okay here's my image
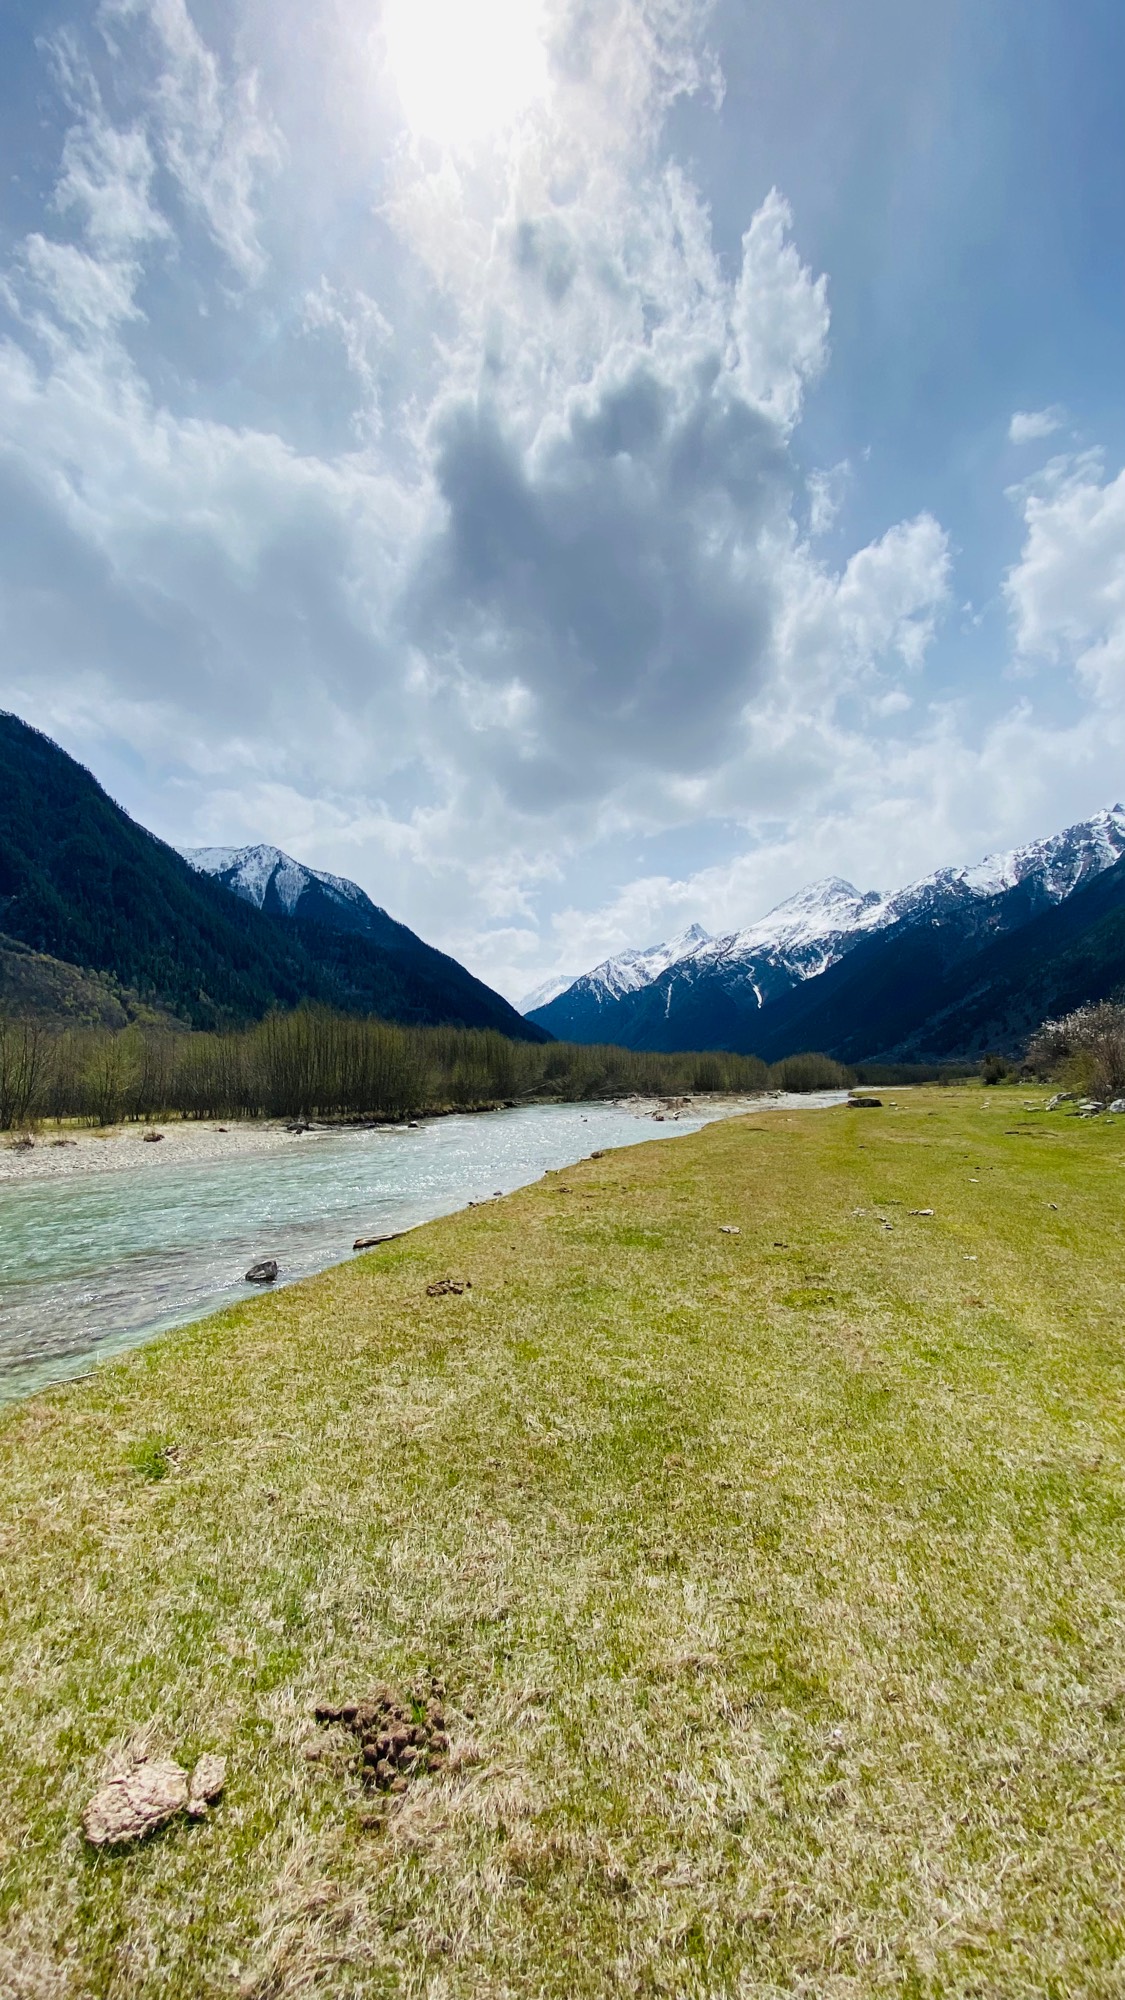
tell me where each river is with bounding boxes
[0,1094,845,1402]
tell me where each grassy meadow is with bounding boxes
[1,1085,1124,1997]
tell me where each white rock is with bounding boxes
[82,1758,189,1845]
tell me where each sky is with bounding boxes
[2,0,1124,1006]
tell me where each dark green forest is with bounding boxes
[0,713,545,1040]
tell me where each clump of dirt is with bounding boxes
[314,1685,449,1793]
[82,1752,226,1846]
[426,1278,471,1297]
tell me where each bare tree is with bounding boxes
[0,1016,50,1130]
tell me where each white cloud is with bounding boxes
[55,112,170,258]
[300,281,392,440]
[732,189,829,426]
[771,512,951,699]
[101,0,283,280]
[1005,454,1125,699]
[21,236,142,335]
[807,459,849,535]
[1009,406,1065,446]
[10,0,1098,1013]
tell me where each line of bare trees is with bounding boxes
[0,1007,852,1130]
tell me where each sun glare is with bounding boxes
[383,0,549,148]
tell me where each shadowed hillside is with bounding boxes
[0,713,547,1040]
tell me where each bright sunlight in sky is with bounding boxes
[382,0,549,146]
[5,0,1125,1002]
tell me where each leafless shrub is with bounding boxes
[1027,1001,1125,1100]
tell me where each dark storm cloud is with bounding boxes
[410,349,791,807]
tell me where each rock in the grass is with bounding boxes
[245,1258,279,1284]
[187,1753,227,1817]
[82,1758,190,1845]
[1109,1099,1125,1114]
[719,1224,740,1235]
[1077,1100,1105,1117]
[353,1231,404,1251]
[849,1096,883,1109]
[908,1208,935,1216]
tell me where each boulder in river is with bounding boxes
[245,1259,278,1284]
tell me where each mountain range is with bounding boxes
[526,808,1125,1060]
[0,712,546,1041]
[8,706,1125,1064]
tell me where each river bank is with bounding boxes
[0,1090,803,1186]
[0,1086,1120,1996]
[0,1095,844,1402]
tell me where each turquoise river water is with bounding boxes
[0,1100,721,1403]
[0,1095,847,1403]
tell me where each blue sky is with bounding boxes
[2,0,1124,1002]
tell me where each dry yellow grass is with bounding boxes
[1,1086,1124,1997]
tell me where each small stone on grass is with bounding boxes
[83,1751,226,1845]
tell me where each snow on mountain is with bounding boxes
[595,922,713,999]
[696,879,885,991]
[553,923,712,1009]
[867,805,1125,926]
[726,878,884,956]
[527,806,1125,1034]
[180,843,374,923]
[520,971,583,1014]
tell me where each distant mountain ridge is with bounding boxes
[181,839,546,1039]
[182,844,374,925]
[527,807,1125,1055]
[182,843,434,952]
[0,712,547,1040]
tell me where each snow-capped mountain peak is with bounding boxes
[180,843,376,924]
[525,803,1125,1041]
[726,878,884,955]
[863,805,1125,932]
[581,922,713,1002]
[520,970,583,1014]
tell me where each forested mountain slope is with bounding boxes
[0,714,546,1039]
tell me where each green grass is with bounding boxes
[1,1086,1124,1997]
